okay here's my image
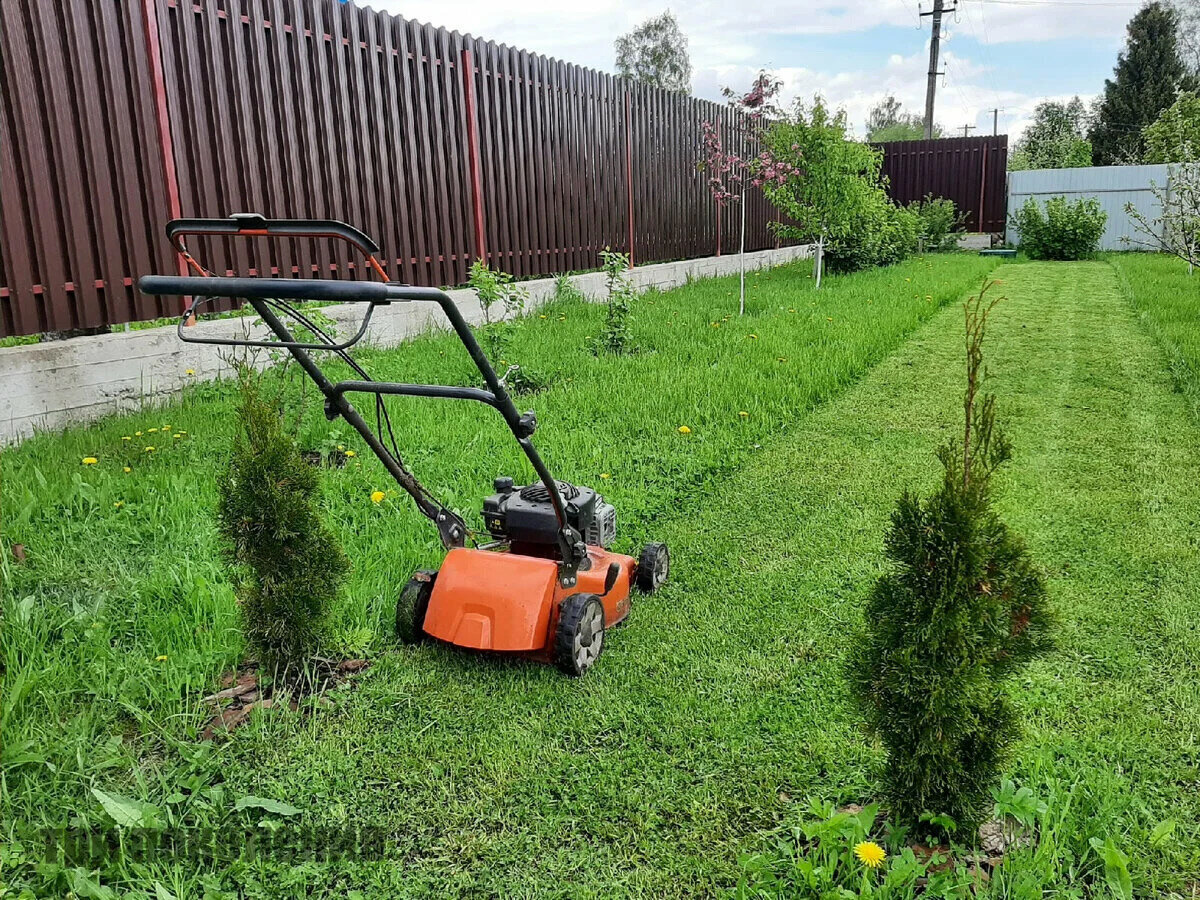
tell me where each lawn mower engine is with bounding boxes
[482,478,617,553]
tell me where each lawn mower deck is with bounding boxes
[140,214,669,676]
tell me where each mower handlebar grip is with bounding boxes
[138,275,412,304]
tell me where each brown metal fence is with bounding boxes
[873,136,1009,233]
[0,0,781,338]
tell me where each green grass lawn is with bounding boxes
[4,254,1199,897]
[1109,253,1200,422]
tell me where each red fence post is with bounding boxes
[461,48,487,263]
[625,89,634,267]
[141,0,187,300]
[715,202,721,256]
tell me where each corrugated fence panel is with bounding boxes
[2,0,793,337]
[0,0,177,337]
[873,135,1008,232]
[1007,164,1173,251]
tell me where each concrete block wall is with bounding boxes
[0,244,813,445]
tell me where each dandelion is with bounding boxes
[155,655,168,662]
[539,315,547,319]
[148,428,158,433]
[337,445,345,452]
[738,411,749,418]
[173,433,182,439]
[747,334,758,340]
[161,424,170,431]
[678,426,692,435]
[185,368,195,376]
[599,473,611,479]
[113,501,124,509]
[82,457,98,465]
[122,436,132,442]
[135,431,143,437]
[345,450,357,458]
[144,446,155,453]
[371,490,385,504]
[854,841,886,869]
[123,466,132,473]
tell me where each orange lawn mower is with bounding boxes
[139,214,669,676]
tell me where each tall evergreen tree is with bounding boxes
[1090,2,1194,165]
[614,11,691,94]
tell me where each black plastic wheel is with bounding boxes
[636,542,670,593]
[554,593,606,676]
[396,569,437,644]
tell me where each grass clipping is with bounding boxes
[217,368,349,671]
[852,280,1055,830]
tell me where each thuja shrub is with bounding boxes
[217,368,349,671]
[1012,195,1107,260]
[593,248,636,354]
[851,282,1054,829]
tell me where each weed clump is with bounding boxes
[851,281,1054,830]
[593,248,636,354]
[467,260,545,394]
[217,369,349,671]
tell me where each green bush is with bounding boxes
[909,194,966,253]
[217,370,349,670]
[850,282,1054,829]
[467,260,545,393]
[1011,195,1107,260]
[825,198,919,274]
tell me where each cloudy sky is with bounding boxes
[365,0,1139,141]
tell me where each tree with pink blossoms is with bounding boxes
[697,71,783,314]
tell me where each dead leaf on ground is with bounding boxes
[11,543,26,562]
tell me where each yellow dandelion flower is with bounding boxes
[144,446,155,453]
[148,428,158,433]
[370,490,385,504]
[122,436,132,441]
[599,472,611,479]
[738,411,749,418]
[539,314,547,319]
[135,431,143,436]
[179,431,187,435]
[344,450,357,458]
[854,841,886,869]
[677,425,692,435]
[161,424,170,431]
[186,368,195,376]
[113,501,124,509]
[155,655,168,662]
[82,457,98,465]
[123,466,132,473]
[173,433,182,439]
[747,334,758,339]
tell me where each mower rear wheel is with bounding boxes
[396,570,437,644]
[636,542,670,593]
[554,593,606,676]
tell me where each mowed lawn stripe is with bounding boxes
[219,261,1199,896]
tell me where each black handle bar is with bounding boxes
[139,274,399,304]
[166,214,381,256]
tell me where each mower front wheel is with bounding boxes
[636,542,670,593]
[396,570,437,644]
[554,593,606,676]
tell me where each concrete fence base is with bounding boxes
[1,244,813,445]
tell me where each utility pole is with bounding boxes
[920,0,955,139]
[962,124,976,137]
